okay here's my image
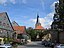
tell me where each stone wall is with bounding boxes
[59,32,64,43]
[51,31,64,44]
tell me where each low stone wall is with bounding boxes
[59,32,64,43]
[51,31,64,44]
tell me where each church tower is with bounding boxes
[34,13,44,40]
[35,14,41,28]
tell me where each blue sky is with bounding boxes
[0,0,58,28]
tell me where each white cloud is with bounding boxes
[22,0,27,4]
[44,12,54,28]
[0,0,7,5]
[31,12,54,29]
[10,0,16,4]
[0,0,16,6]
[51,1,59,7]
[43,1,59,29]
[45,12,54,23]
[51,1,59,11]
[40,0,45,11]
[31,18,45,24]
[30,18,45,28]
[30,1,58,29]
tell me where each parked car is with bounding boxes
[54,44,64,48]
[42,40,47,45]
[0,44,12,48]
[14,38,26,45]
[44,41,52,47]
[42,40,53,47]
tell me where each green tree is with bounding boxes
[26,27,36,41]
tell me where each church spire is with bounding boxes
[36,14,39,24]
[35,13,41,28]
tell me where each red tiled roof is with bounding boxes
[13,26,26,34]
[35,25,44,30]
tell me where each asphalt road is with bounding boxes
[17,41,51,48]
